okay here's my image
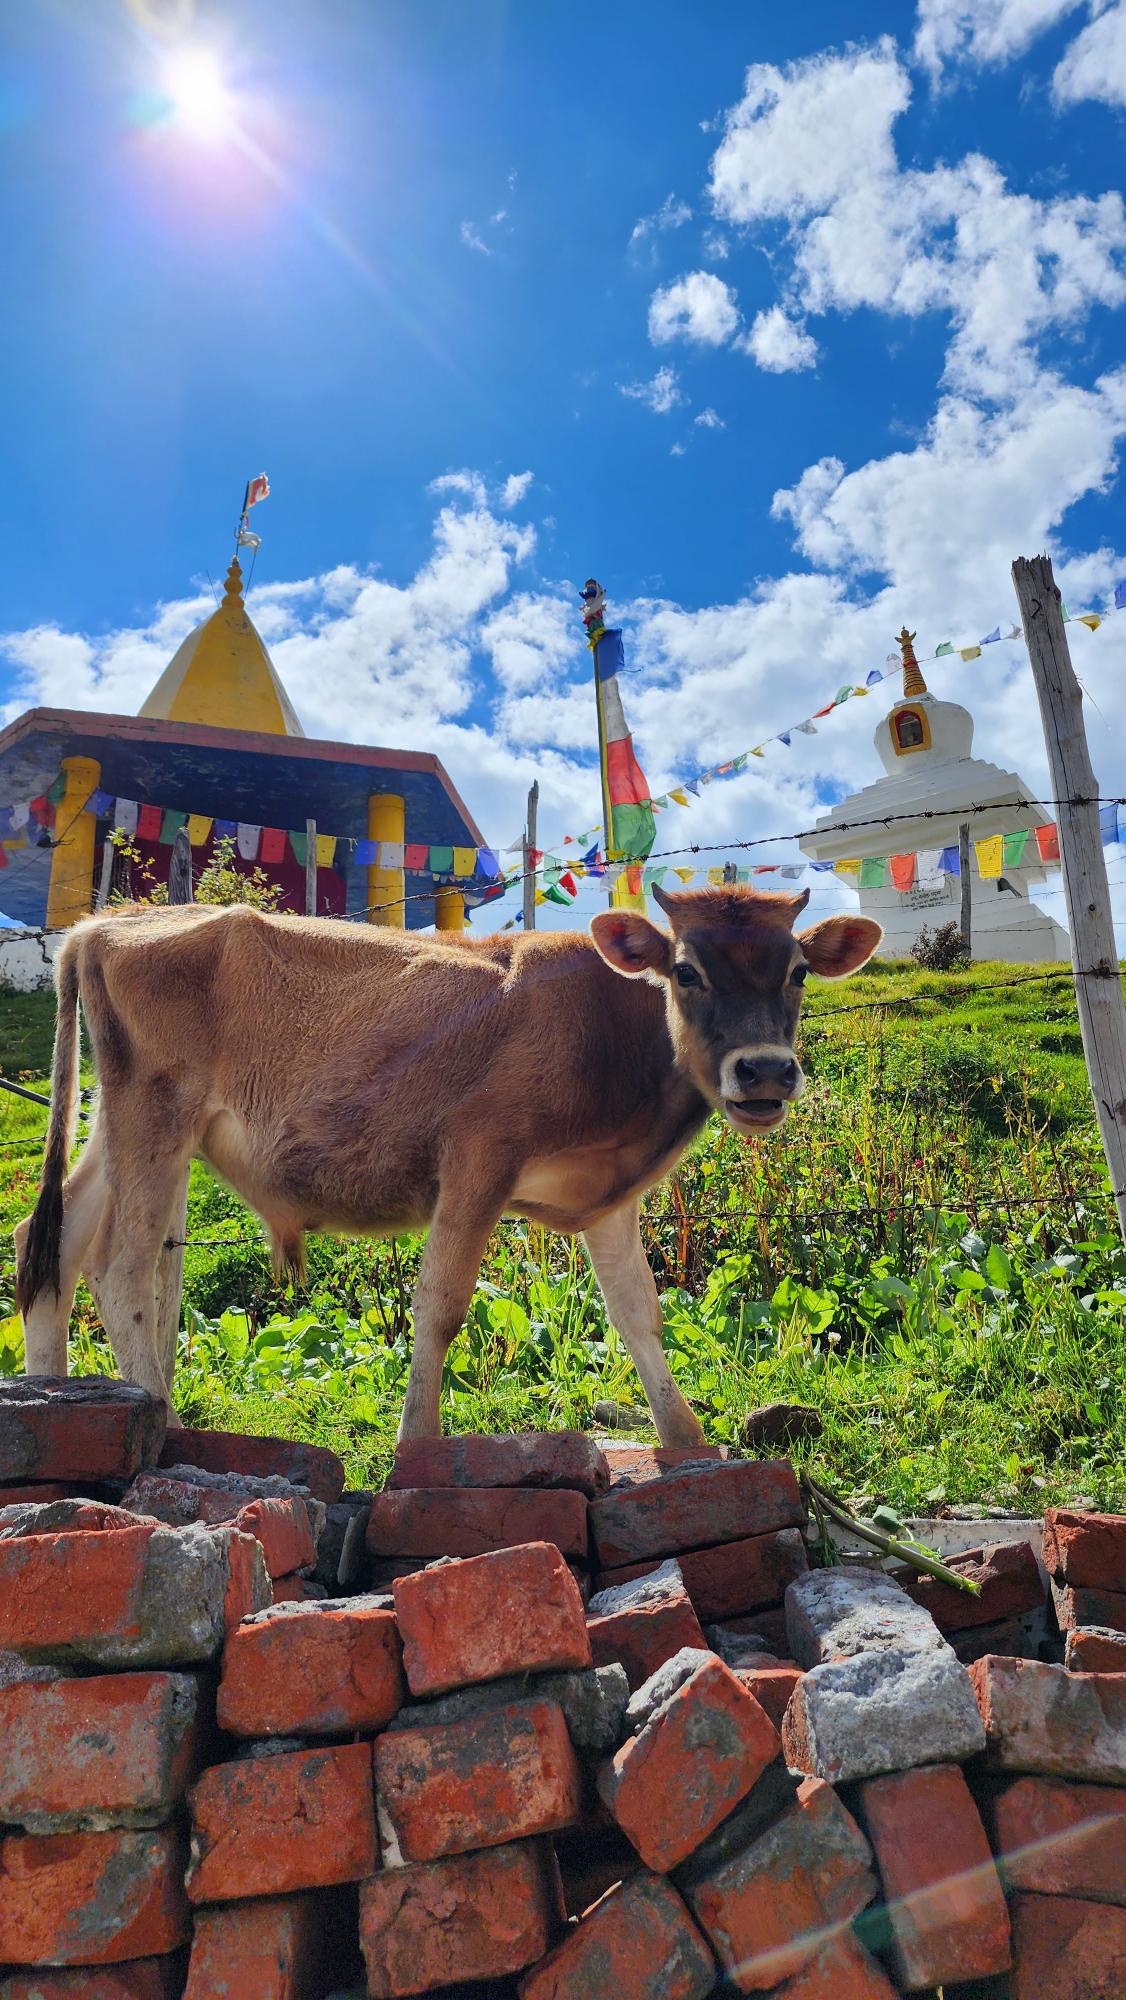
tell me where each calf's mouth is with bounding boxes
[723,1096,790,1133]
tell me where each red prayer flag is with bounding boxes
[1035,823,1060,863]
[404,843,429,871]
[889,853,916,891]
[137,803,162,841]
[259,827,287,864]
[0,842,7,870]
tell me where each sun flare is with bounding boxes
[162,45,237,141]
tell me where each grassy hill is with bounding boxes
[1,958,1123,1515]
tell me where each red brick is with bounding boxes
[0,1826,188,1965]
[0,1958,185,1999]
[901,1538,1044,1632]
[394,1543,588,1699]
[734,1663,803,1730]
[598,1529,808,1621]
[1043,1507,1126,1590]
[0,1378,165,1485]
[0,1670,208,1831]
[367,1487,588,1561]
[0,1482,80,1506]
[0,1523,157,1651]
[219,1598,404,1736]
[0,1499,135,1538]
[794,1778,879,1923]
[518,1871,715,2000]
[991,1774,1126,1905]
[375,1696,582,1863]
[970,1655,1126,1780]
[388,1432,610,1498]
[589,1458,804,1568]
[270,1575,324,1603]
[125,1476,318,1579]
[1009,1890,1126,1998]
[598,1656,780,1873]
[1067,1625,1126,1671]
[588,1595,707,1691]
[183,1888,356,1999]
[360,1838,565,1996]
[763,1931,898,1999]
[158,1427,345,1502]
[856,1762,1011,1988]
[187,1743,377,1903]
[602,1444,728,1487]
[1052,1579,1126,1633]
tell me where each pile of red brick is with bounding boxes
[1,1377,1126,1997]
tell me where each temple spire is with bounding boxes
[897,626,928,699]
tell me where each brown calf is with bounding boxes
[15,887,880,1441]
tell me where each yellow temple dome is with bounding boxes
[139,557,305,737]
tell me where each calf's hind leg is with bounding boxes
[583,1200,706,1448]
[84,1139,195,1416]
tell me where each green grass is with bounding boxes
[1,958,1124,1514]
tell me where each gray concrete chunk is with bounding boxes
[782,1645,987,1784]
[386,1662,629,1754]
[588,1558,684,1617]
[625,1648,716,1734]
[785,1565,947,1668]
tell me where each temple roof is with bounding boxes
[139,558,304,737]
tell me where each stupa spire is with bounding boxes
[897,626,928,699]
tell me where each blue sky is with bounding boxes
[2,0,1126,925]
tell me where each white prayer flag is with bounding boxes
[113,798,138,835]
[237,823,261,860]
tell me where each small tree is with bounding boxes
[108,833,282,912]
[911,920,971,971]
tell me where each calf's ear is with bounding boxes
[797,915,883,978]
[590,909,673,978]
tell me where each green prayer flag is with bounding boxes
[289,830,307,867]
[46,771,67,807]
[860,857,886,887]
[935,641,953,656]
[159,809,186,846]
[835,685,853,704]
[730,755,748,774]
[429,845,454,875]
[1002,829,1031,868]
[1061,602,1070,621]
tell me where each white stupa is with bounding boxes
[799,629,1069,962]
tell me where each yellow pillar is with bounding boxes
[45,755,100,929]
[435,887,465,933]
[367,792,405,927]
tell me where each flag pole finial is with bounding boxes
[897,625,928,698]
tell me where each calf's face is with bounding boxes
[591,886,882,1135]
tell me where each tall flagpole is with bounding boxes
[581,579,615,909]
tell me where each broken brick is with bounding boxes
[1051,1578,1126,1633]
[587,1580,707,1691]
[0,1482,81,1506]
[123,1474,319,1579]
[598,1653,780,1872]
[385,1663,628,1756]
[0,1378,165,1485]
[783,1644,986,1784]
[1008,1890,1126,1999]
[0,1826,189,1965]
[0,1669,209,1832]
[734,1662,803,1730]
[218,1594,404,1736]
[598,1528,808,1622]
[0,1957,186,1999]
[970,1654,1126,1780]
[900,1539,1044,1632]
[270,1574,325,1603]
[1066,1625,1126,1672]
[601,1444,727,1487]
[374,1696,582,1863]
[388,1432,610,1498]
[158,1426,345,1502]
[761,1931,898,1999]
[187,1742,377,1903]
[183,1888,357,2000]
[785,1565,946,1668]
[367,1487,588,1562]
[393,1542,591,1697]
[589,1458,803,1568]
[360,1838,565,1996]
[856,1762,1011,1989]
[518,1871,715,2000]
[685,1786,855,1991]
[991,1773,1126,1905]
[1043,1507,1126,1590]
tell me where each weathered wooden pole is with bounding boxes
[305,817,317,918]
[168,825,194,904]
[1013,553,1126,1242]
[522,779,539,933]
[958,822,971,949]
[723,861,737,886]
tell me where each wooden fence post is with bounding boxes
[958,822,971,950]
[305,817,317,918]
[522,780,538,933]
[1013,553,1126,1243]
[168,825,193,904]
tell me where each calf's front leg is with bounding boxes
[398,1187,504,1441]
[583,1200,706,1448]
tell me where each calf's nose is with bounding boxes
[734,1054,800,1094]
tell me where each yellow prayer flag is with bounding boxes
[1079,613,1102,631]
[452,845,477,877]
[535,889,548,904]
[834,858,861,878]
[315,834,336,868]
[750,746,765,758]
[975,834,1003,880]
[674,867,696,883]
[960,646,981,661]
[668,788,689,807]
[186,815,212,847]
[851,686,869,697]
[707,867,725,887]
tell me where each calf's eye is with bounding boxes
[674,963,701,989]
[791,965,809,986]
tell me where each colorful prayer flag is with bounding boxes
[960,646,981,662]
[981,627,1001,645]
[1099,803,1119,846]
[673,867,695,883]
[1002,830,1030,867]
[187,815,213,848]
[889,854,916,891]
[1078,613,1101,631]
[429,845,454,875]
[378,841,405,871]
[940,847,960,875]
[707,867,725,886]
[137,803,162,841]
[668,788,689,807]
[859,857,886,888]
[88,788,113,817]
[592,623,655,910]
[975,835,1003,879]
[1034,823,1060,863]
[288,831,306,866]
[1114,580,1126,610]
[158,809,186,845]
[834,858,861,878]
[214,819,237,840]
[866,669,882,686]
[244,473,270,510]
[354,839,376,866]
[477,847,500,878]
[237,823,261,861]
[404,843,429,871]
[452,846,476,877]
[935,641,953,656]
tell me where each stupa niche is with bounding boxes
[799,630,1069,963]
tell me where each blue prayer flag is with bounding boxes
[940,846,960,875]
[778,732,791,747]
[214,819,237,839]
[593,628,626,682]
[809,861,834,872]
[1115,580,1126,610]
[866,669,882,686]
[981,627,1001,645]
[477,847,500,878]
[1099,803,1119,846]
[354,839,376,865]
[88,788,114,817]
[685,778,701,796]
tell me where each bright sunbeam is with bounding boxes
[162,45,236,141]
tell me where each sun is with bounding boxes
[162,45,237,142]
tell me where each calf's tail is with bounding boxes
[16,931,83,1317]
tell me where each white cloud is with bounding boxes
[740,306,819,373]
[629,193,693,257]
[702,229,729,261]
[709,40,907,224]
[1054,1,1126,104]
[501,470,534,508]
[459,220,491,255]
[429,469,489,506]
[648,270,741,347]
[670,441,687,456]
[914,0,1086,78]
[694,406,726,428]
[619,366,686,414]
